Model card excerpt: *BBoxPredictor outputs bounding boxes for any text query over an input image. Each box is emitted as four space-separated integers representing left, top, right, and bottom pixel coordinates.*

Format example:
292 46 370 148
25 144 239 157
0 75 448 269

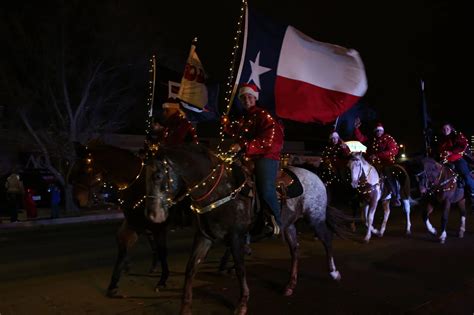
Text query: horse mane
160 143 216 165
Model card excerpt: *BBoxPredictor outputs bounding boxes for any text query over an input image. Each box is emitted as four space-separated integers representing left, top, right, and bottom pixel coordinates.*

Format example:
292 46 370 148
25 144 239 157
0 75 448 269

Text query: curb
0 212 124 232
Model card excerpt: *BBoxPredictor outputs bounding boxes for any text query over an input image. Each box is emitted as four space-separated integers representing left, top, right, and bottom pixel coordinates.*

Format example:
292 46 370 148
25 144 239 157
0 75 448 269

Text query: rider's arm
245 111 281 157
377 135 399 160
354 128 368 143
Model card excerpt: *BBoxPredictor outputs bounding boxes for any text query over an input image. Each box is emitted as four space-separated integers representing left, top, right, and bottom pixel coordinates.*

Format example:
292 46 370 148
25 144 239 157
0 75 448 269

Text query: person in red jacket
354 118 401 206
145 98 198 155
437 122 474 204
321 131 351 185
222 83 284 235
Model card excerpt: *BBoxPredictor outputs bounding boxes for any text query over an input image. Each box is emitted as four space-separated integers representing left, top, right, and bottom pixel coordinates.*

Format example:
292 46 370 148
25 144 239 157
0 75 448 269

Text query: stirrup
269 215 280 236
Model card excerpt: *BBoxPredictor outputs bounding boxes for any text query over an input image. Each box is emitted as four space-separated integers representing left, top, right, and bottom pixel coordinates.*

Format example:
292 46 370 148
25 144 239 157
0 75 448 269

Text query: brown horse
71 143 174 296
146 143 352 315
415 157 466 243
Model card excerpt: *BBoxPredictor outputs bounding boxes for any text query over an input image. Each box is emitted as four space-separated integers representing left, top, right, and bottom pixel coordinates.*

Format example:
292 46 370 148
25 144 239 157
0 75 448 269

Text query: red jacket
438 131 468 162
148 112 198 146
322 140 351 170
224 106 284 160
354 128 399 167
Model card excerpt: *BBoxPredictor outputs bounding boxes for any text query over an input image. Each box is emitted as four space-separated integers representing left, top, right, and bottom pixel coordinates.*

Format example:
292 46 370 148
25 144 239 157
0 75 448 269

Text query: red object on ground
24 188 38 218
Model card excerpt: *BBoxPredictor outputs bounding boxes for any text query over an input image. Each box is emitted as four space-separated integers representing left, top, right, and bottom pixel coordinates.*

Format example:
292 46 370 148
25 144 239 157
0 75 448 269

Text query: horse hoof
180 304 192 315
154 284 166 293
364 238 370 243
459 230 465 238
377 231 384 237
234 304 248 315
330 270 341 281
284 288 294 296
106 288 118 298
406 229 412 236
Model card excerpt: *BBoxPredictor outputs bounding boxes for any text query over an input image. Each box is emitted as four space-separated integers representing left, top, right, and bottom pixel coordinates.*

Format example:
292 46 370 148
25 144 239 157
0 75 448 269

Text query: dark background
1 0 471 155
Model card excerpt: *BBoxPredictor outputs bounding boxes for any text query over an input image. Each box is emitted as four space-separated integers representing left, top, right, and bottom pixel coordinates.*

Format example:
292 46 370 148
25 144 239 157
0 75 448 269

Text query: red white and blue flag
234 7 368 124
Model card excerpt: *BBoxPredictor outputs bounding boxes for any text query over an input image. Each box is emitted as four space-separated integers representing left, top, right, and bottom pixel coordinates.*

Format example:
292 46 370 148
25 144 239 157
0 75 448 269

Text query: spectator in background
49 183 61 219
5 168 24 223
24 188 37 219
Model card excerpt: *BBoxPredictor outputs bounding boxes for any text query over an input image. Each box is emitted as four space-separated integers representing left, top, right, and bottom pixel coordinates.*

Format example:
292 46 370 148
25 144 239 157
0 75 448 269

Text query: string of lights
217 0 247 155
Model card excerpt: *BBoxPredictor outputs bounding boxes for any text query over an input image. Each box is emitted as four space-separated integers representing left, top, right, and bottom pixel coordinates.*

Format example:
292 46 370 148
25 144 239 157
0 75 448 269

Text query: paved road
1 206 474 315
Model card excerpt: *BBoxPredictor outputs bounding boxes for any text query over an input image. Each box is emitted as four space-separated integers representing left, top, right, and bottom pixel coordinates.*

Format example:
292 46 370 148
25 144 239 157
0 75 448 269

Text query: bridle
416 163 457 196
350 156 379 195
146 156 247 214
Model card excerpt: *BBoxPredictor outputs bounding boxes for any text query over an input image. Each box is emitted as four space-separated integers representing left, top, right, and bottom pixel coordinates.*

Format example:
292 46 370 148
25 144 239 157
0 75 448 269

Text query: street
1 206 474 315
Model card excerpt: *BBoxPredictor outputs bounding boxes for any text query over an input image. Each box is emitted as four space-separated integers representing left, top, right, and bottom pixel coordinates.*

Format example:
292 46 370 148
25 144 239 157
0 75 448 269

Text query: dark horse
71 143 174 296
146 143 351 315
415 157 466 244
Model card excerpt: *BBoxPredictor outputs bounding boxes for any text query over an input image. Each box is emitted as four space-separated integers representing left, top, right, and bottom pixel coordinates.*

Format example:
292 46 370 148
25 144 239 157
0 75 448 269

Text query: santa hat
238 83 259 100
374 122 384 132
329 131 340 139
162 97 181 109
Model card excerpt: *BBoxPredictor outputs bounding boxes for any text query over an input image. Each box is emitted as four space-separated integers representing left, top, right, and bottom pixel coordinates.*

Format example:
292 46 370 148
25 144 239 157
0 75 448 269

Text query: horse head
70 142 145 208
416 157 444 195
145 144 215 224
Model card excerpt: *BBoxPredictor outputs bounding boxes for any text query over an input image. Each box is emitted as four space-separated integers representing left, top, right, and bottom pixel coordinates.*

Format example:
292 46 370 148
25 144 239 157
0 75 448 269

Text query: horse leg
314 220 341 282
218 247 233 273
439 200 451 244
378 199 391 237
283 223 299 296
402 199 412 235
152 224 169 291
180 233 212 315
145 231 159 273
458 198 466 238
423 203 436 235
229 232 250 315
107 220 138 297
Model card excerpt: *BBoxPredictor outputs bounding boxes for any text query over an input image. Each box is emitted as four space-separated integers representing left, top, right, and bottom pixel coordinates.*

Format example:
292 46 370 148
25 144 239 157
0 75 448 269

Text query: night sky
1 0 471 155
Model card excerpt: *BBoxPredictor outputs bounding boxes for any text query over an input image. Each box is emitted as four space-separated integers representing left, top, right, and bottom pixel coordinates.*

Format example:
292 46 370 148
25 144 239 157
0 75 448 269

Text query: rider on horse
354 118 401 206
145 97 198 155
437 122 474 208
221 83 285 235
144 98 199 228
321 130 351 185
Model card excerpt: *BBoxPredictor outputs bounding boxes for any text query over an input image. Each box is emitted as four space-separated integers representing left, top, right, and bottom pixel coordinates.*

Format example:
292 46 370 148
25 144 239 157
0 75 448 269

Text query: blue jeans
452 158 474 194
255 158 281 226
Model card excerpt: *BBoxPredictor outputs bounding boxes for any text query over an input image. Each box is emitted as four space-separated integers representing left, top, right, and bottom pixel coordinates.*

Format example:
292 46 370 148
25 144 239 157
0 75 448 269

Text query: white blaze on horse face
145 163 168 224
349 158 362 188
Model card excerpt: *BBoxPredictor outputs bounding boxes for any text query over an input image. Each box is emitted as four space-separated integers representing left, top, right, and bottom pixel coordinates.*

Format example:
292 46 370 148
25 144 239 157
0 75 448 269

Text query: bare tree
1 4 135 212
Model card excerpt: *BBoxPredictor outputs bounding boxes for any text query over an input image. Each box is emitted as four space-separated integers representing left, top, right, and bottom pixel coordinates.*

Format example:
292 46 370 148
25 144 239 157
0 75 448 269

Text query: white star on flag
248 51 271 89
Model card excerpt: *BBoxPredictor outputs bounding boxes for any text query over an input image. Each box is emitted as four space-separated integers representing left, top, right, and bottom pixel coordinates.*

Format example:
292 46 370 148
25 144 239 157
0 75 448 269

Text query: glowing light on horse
348 152 413 241
146 144 352 315
348 152 381 242
415 157 466 244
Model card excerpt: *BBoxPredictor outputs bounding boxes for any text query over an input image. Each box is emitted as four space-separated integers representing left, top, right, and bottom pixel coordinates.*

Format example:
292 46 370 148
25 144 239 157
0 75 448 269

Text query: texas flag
234 7 368 124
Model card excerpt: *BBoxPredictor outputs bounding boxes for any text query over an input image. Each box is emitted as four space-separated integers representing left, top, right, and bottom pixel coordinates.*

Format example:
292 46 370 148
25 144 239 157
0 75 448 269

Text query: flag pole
217 0 247 155
420 79 431 156
146 55 157 135
224 0 247 115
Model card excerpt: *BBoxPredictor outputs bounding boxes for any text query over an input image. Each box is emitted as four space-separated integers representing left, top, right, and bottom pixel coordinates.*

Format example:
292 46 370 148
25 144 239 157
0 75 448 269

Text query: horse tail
325 205 360 242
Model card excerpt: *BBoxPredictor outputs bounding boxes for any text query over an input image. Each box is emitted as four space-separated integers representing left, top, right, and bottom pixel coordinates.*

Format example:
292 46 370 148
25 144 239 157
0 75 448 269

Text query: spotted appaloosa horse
415 157 466 244
146 144 352 315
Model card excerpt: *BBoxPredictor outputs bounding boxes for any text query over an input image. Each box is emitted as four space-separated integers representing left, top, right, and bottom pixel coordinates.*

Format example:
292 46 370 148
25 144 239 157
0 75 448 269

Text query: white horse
348 152 382 242
348 152 413 242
